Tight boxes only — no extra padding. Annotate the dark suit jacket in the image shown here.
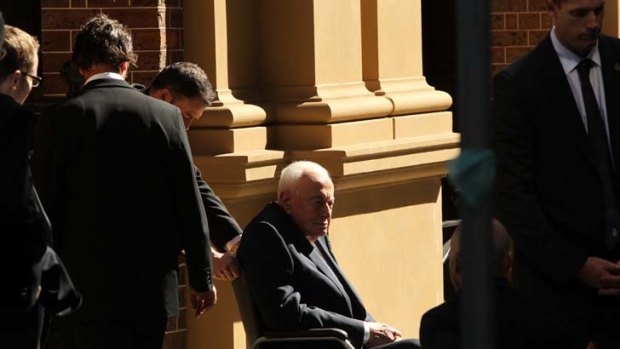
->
[1,93,49,309]
[419,278,575,349]
[0,94,81,348]
[33,78,213,319]
[492,35,620,313]
[137,87,241,250]
[193,165,241,251]
[237,202,372,349]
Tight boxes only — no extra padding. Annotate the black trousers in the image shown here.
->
[0,304,44,349]
[589,295,620,349]
[44,310,168,349]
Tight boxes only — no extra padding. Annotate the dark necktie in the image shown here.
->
[576,59,620,249]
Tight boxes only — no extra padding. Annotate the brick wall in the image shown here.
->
[40,0,183,98]
[490,0,553,74]
[40,2,188,348]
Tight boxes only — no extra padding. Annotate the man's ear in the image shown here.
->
[11,70,22,85]
[119,61,129,77]
[278,189,293,213]
[150,88,173,103]
[0,70,21,96]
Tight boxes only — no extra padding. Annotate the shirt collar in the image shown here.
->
[84,72,125,85]
[550,26,601,75]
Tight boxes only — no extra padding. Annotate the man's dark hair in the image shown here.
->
[60,61,85,98]
[73,14,137,71]
[150,62,216,105]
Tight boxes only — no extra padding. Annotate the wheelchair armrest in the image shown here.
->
[263,328,349,340]
[253,328,354,349]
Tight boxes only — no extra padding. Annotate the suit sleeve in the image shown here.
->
[173,114,214,292]
[492,71,588,286]
[193,165,242,251]
[238,222,366,349]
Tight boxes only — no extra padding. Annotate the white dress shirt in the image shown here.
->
[550,27,611,146]
[84,72,125,85]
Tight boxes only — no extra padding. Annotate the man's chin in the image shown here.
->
[311,230,328,238]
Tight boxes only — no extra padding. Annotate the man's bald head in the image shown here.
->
[277,161,334,242]
[449,219,513,290]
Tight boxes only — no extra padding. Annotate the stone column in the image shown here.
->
[184,0,284,173]
[361,0,452,118]
[260,0,395,150]
[183,1,284,348]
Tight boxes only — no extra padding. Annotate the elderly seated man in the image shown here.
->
[237,161,420,349]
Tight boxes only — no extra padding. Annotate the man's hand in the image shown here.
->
[190,286,217,319]
[366,322,402,348]
[212,249,240,281]
[577,257,620,294]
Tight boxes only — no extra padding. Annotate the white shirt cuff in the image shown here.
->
[363,321,370,344]
[225,235,242,253]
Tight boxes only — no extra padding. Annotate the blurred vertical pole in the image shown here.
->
[457,0,494,349]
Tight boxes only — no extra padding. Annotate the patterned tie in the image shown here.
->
[576,59,620,249]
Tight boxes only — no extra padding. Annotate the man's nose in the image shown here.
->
[320,203,332,218]
[585,11,601,30]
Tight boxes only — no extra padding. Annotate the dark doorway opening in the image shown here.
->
[422,0,459,300]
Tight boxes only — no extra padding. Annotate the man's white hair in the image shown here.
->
[277,161,331,196]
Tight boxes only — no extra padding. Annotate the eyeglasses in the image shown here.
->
[21,71,42,88]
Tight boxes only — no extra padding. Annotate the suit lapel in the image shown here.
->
[307,243,354,315]
[538,37,599,172]
[269,203,361,318]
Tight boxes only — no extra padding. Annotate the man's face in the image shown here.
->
[281,172,335,242]
[548,0,605,56]
[172,95,208,130]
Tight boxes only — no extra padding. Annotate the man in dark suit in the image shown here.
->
[237,161,420,349]
[34,15,216,349]
[420,220,575,349]
[492,0,620,347]
[145,62,243,281]
[0,24,80,349]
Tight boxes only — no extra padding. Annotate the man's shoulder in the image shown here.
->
[0,94,26,122]
[237,204,293,264]
[69,81,179,114]
[243,204,285,239]
[422,298,457,322]
[601,34,620,47]
[600,34,620,61]
[497,35,552,80]
[420,298,459,341]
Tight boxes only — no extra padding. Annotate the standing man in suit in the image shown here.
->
[493,0,620,347]
[420,220,575,349]
[145,62,242,281]
[237,161,420,349]
[35,15,216,349]
[0,24,81,349]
